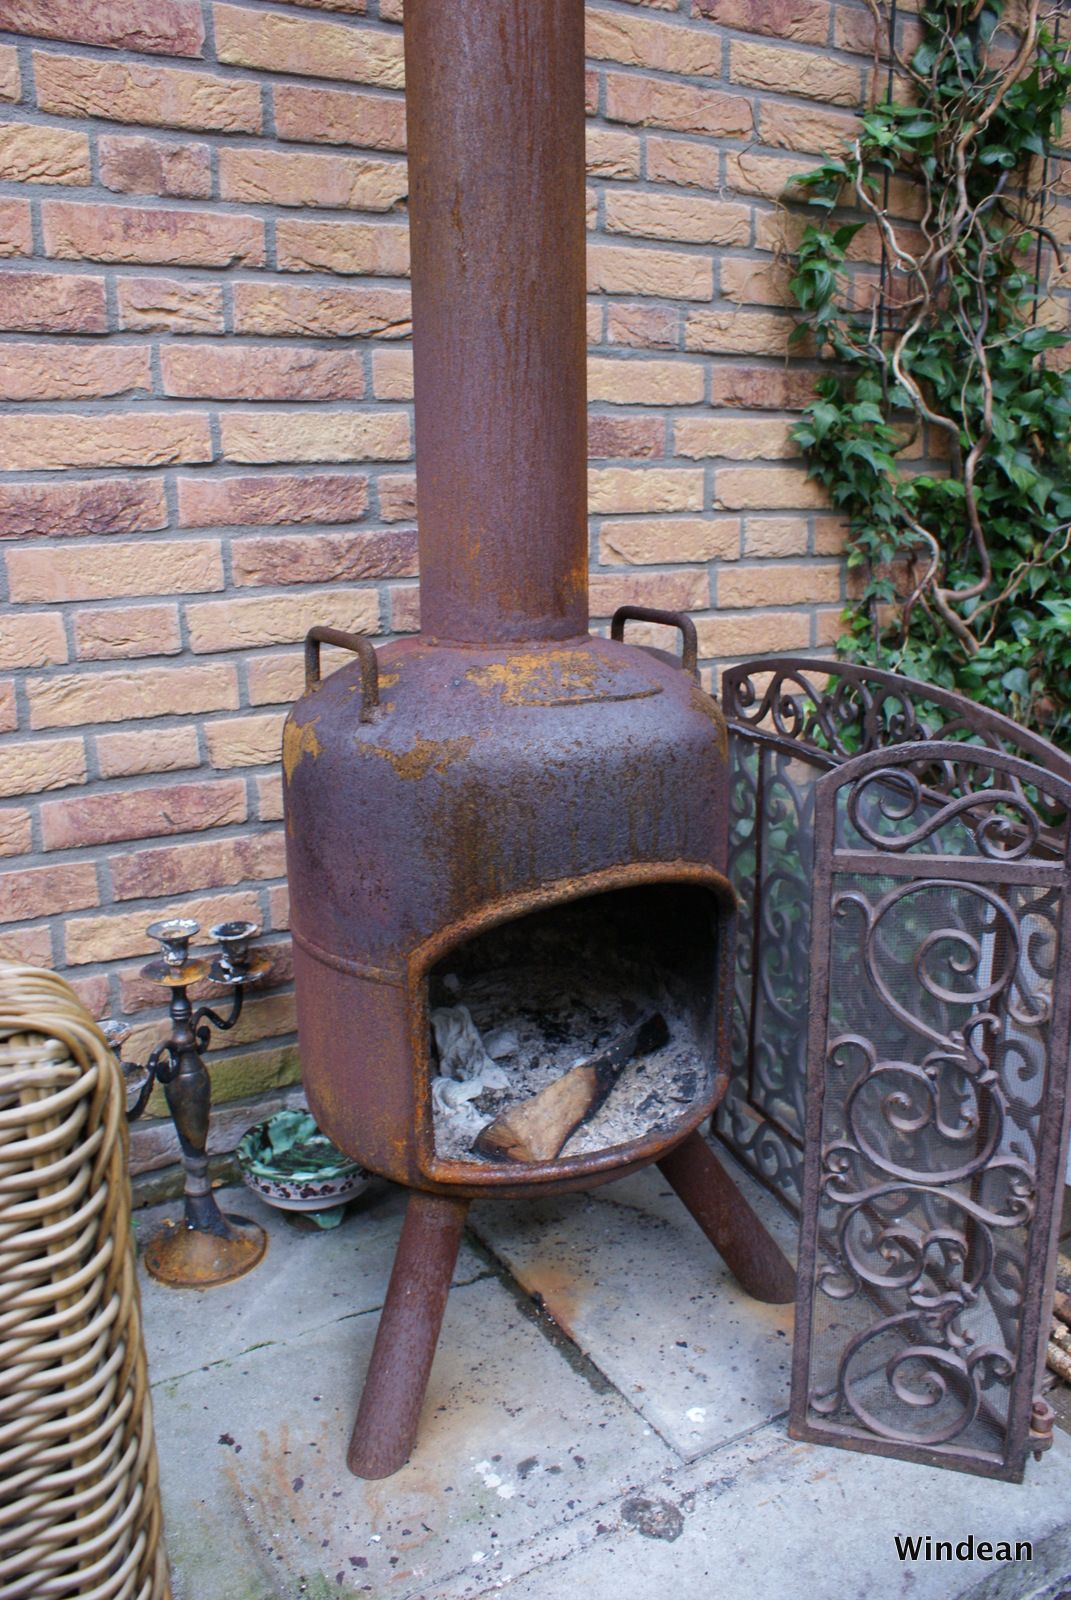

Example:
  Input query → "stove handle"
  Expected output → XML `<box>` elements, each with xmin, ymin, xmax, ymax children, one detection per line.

<box><xmin>610</xmin><ymin>606</ymin><xmax>698</xmax><ymax>679</ymax></box>
<box><xmin>304</xmin><ymin>626</ymin><xmax>380</xmax><ymax>722</ymax></box>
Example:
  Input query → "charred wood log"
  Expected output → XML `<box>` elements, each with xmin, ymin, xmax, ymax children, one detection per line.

<box><xmin>473</xmin><ymin>1011</ymin><xmax>668</xmax><ymax>1164</ymax></box>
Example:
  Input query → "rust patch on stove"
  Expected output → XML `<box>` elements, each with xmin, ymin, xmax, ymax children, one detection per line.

<box><xmin>365</xmin><ymin>734</ymin><xmax>476</xmax><ymax>781</ymax></box>
<box><xmin>465</xmin><ymin>651</ymin><xmax>661</xmax><ymax>708</ymax></box>
<box><xmin>282</xmin><ymin>717</ymin><xmax>322</xmax><ymax>783</ymax></box>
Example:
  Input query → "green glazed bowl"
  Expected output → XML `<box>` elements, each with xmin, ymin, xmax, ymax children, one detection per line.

<box><xmin>236</xmin><ymin>1110</ymin><xmax>369</xmax><ymax>1229</ymax></box>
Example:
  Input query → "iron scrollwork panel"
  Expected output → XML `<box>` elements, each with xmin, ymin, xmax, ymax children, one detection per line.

<box><xmin>790</xmin><ymin>742</ymin><xmax>1071</xmax><ymax>1480</ymax></box>
<box><xmin>716</xmin><ymin>657</ymin><xmax>1071</xmax><ymax>1219</ymax></box>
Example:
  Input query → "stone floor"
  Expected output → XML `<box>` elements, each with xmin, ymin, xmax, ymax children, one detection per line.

<box><xmin>139</xmin><ymin>1145</ymin><xmax>1071</xmax><ymax>1600</ymax></box>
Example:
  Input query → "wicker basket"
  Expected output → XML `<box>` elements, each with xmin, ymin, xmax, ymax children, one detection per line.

<box><xmin>0</xmin><ymin>964</ymin><xmax>170</xmax><ymax>1600</ymax></box>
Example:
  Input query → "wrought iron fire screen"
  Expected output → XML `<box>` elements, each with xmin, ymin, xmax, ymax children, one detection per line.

<box><xmin>716</xmin><ymin>658</ymin><xmax>1071</xmax><ymax>1217</ymax></box>
<box><xmin>788</xmin><ymin>739</ymin><xmax>1071</xmax><ymax>1479</ymax></box>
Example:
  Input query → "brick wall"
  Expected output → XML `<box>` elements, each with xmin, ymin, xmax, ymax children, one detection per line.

<box><xmin>0</xmin><ymin>0</ymin><xmax>891</xmax><ymax>1176</ymax></box>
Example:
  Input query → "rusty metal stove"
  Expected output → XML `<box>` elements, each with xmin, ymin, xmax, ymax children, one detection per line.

<box><xmin>283</xmin><ymin>0</ymin><xmax>794</xmax><ymax>1480</ymax></box>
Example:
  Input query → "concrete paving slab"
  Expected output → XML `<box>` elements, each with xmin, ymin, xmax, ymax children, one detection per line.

<box><xmin>437</xmin><ymin>1423</ymin><xmax>1071</xmax><ymax>1600</ymax></box>
<box><xmin>469</xmin><ymin>1159</ymin><xmax>795</xmax><ymax>1459</ymax></box>
<box><xmin>152</xmin><ymin>1271</ymin><xmax>675</xmax><ymax>1600</ymax></box>
<box><xmin>138</xmin><ymin>1183</ymin><xmax>486</xmax><ymax>1384</ymax></box>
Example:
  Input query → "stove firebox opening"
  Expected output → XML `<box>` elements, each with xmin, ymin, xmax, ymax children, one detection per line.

<box><xmin>426</xmin><ymin>883</ymin><xmax>723</xmax><ymax>1166</ymax></box>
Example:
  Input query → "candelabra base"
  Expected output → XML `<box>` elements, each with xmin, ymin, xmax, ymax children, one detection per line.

<box><xmin>142</xmin><ymin>1213</ymin><xmax>268</xmax><ymax>1288</ymax></box>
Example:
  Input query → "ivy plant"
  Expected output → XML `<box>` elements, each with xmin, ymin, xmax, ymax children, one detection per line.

<box><xmin>787</xmin><ymin>0</ymin><xmax>1071</xmax><ymax>748</ymax></box>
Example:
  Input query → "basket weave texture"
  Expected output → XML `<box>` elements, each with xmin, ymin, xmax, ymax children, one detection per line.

<box><xmin>0</xmin><ymin>963</ymin><xmax>170</xmax><ymax>1600</ymax></box>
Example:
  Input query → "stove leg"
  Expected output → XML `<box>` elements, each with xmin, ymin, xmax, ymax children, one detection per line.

<box><xmin>347</xmin><ymin>1189</ymin><xmax>470</xmax><ymax>1479</ymax></box>
<box><xmin>658</xmin><ymin>1130</ymin><xmax>795</xmax><ymax>1305</ymax></box>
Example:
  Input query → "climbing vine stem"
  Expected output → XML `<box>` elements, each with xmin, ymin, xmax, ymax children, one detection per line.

<box><xmin>788</xmin><ymin>0</ymin><xmax>1071</xmax><ymax>746</ymax></box>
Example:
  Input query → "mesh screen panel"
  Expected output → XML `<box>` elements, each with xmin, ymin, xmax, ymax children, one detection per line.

<box><xmin>791</xmin><ymin>742</ymin><xmax>1071</xmax><ymax>1480</ymax></box>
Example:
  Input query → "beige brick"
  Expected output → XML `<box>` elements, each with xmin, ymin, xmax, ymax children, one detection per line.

<box><xmin>0</xmin><ymin>736</ymin><xmax>86</xmax><ymax>799</ymax></box>
<box><xmin>161</xmin><ymin>344</ymin><xmax>366</xmax><ymax>400</ymax></box>
<box><xmin>99</xmin><ymin>133</ymin><xmax>211</xmax><ymax>199</ymax></box>
<box><xmin>177</xmin><ymin>471</ymin><xmax>368</xmax><ymax>529</ymax></box>
<box><xmin>714</xmin><ymin>466</ymin><xmax>830</xmax><ymax>510</ymax></box>
<box><xmin>757</xmin><ymin>98</ymin><xmax>859</xmax><ymax>154</ymax></box>
<box><xmin>205</xmin><ymin>711</ymin><xmax>286</xmax><ymax>769</ymax></box>
<box><xmin>0</xmin><ymin>412</ymin><xmax>212</xmax><ymax>473</ymax></box>
<box><xmin>232</xmin><ymin>281</ymin><xmax>410</xmax><ymax>339</ymax></box>
<box><xmin>586</xmin><ymin>10</ymin><xmax>720</xmax><ymax>75</ymax></box>
<box><xmin>645</xmin><ymin>135</ymin><xmax>721</xmax><ymax>193</ymax></box>
<box><xmin>376</xmin><ymin>473</ymin><xmax>415</xmax><ymax>521</ymax></box>
<box><xmin>693</xmin><ymin>0</ymin><xmax>829</xmax><ymax>43</ymax></box>
<box><xmin>0</xmin><ymin>341</ymin><xmax>150</xmax><ymax>402</ymax></box>
<box><xmin>815</xmin><ymin>605</ymin><xmax>845</xmax><ymax>645</ymax></box>
<box><xmin>219</xmin><ymin>147</ymin><xmax>407</xmax><ymax>213</ymax></box>
<box><xmin>684</xmin><ymin>308</ymin><xmax>798</xmax><ymax>356</ymax></box>
<box><xmin>588</xmin><ymin>243</ymin><xmax>712</xmax><ymax>301</ymax></box>
<box><xmin>0</xmin><ymin>613</ymin><xmax>68</xmax><ymax>670</ymax></box>
<box><xmin>0</xmin><ymin>809</ymin><xmax>31</xmax><ymax>859</ymax></box>
<box><xmin>3</xmin><ymin>1</ymin><xmax>204</xmax><ymax>56</ymax></box>
<box><xmin>270</xmin><ymin>0</ymin><xmax>366</xmax><ymax>11</ymax></box>
<box><xmin>718</xmin><ymin>561</ymin><xmax>841</xmax><ymax>608</ymax></box>
<box><xmin>586</xmin><ymin>127</ymin><xmax>642</xmax><ymax>180</ymax></box>
<box><xmin>0</xmin><ymin>198</ymin><xmax>31</xmax><ymax>256</ymax></box>
<box><xmin>186</xmin><ymin>588</ymin><xmax>379</xmax><ymax>653</ymax></box>
<box><xmin>214</xmin><ymin>5</ymin><xmax>404</xmax><ymax>87</ymax></box>
<box><xmin>0</xmin><ymin>45</ymin><xmax>20</xmax><ymax>101</ymax></box>
<box><xmin>273</xmin><ymin>83</ymin><xmax>405</xmax><ymax>151</ymax></box>
<box><xmin>220</xmin><ymin>411</ymin><xmax>410</xmax><ymax>465</ymax></box>
<box><xmin>814</xmin><ymin>515</ymin><xmax>851</xmax><ymax>555</ymax></box>
<box><xmin>35</xmin><ymin>52</ymin><xmax>261</xmax><ymax>133</ymax></box>
<box><xmin>232</xmin><ymin>528</ymin><xmax>416</xmax><ymax>587</ymax></box>
<box><xmin>719</xmin><ymin>255</ymin><xmax>794</xmax><ymax>307</ymax></box>
<box><xmin>7</xmin><ymin>539</ymin><xmax>222</xmax><ymax>602</ymax></box>
<box><xmin>0</xmin><ymin>925</ymin><xmax>52</xmax><ymax>965</ymax></box>
<box><xmin>695</xmin><ymin>610</ymin><xmax>811</xmax><ymax>657</ymax></box>
<box><xmin>43</xmin><ymin>200</ymin><xmax>264</xmax><ymax>268</ymax></box>
<box><xmin>710</xmin><ymin>364</ymin><xmax>820</xmax><ymax>411</ymax></box>
<box><xmin>599</xmin><ymin>516</ymin><xmax>740</xmax><ymax>564</ymax></box>
<box><xmin>246</xmin><ymin>654</ymin><xmax>304</xmax><ymax>708</ymax></box>
<box><xmin>724</xmin><ymin>149</ymin><xmax>820</xmax><ymax>204</ymax></box>
<box><xmin>606</xmin><ymin>302</ymin><xmax>679</xmax><ymax>349</ymax></box>
<box><xmin>65</xmin><ymin>890</ymin><xmax>261</xmax><ymax>965</ymax></box>
<box><xmin>1</xmin><ymin>861</ymin><xmax>98</xmax><ymax>923</ymax></box>
<box><xmin>117</xmin><ymin>276</ymin><xmax>224</xmax><ymax>333</ymax></box>
<box><xmin>587</xmin><ymin>355</ymin><xmax>704</xmax><ymax>405</ymax></box>
<box><xmin>0</xmin><ymin>477</ymin><xmax>168</xmax><ymax>540</ymax></box>
<box><xmin>605</xmin><ymin>190</ymin><xmax>750</xmax><ymax>247</ymax></box>
<box><xmin>744</xmin><ymin>517</ymin><xmax>810</xmax><ymax>557</ymax></box>
<box><xmin>674</xmin><ymin>416</ymin><xmax>799</xmax><ymax>459</ymax></box>
<box><xmin>0</xmin><ymin>122</ymin><xmax>89</xmax><ymax>185</ymax></box>
<box><xmin>96</xmin><ymin>725</ymin><xmax>201</xmax><ymax>779</ymax></box>
<box><xmin>730</xmin><ymin>40</ymin><xmax>861</xmax><ymax>104</ymax></box>
<box><xmin>589</xmin><ymin>467</ymin><xmax>704</xmax><ymax>514</ymax></box>
<box><xmin>110</xmin><ymin>831</ymin><xmax>285</xmax><ymax>902</ymax></box>
<box><xmin>372</xmin><ymin>348</ymin><xmax>413</xmax><ymax>399</ymax></box>
<box><xmin>74</xmin><ymin>604</ymin><xmax>182</xmax><ymax>661</ymax></box>
<box><xmin>28</xmin><ymin>663</ymin><xmax>238</xmax><ymax>730</ymax></box>
<box><xmin>605</xmin><ymin>73</ymin><xmax>752</xmax><ymax>137</ymax></box>
<box><xmin>388</xmin><ymin>584</ymin><xmax>419</xmax><ymax>633</ymax></box>
<box><xmin>275</xmin><ymin>218</ymin><xmax>409</xmax><ymax>277</ymax></box>
<box><xmin>257</xmin><ymin>774</ymin><xmax>284</xmax><ymax>822</ymax></box>
<box><xmin>42</xmin><ymin>778</ymin><xmax>246</xmax><ymax>853</ymax></box>
<box><xmin>0</xmin><ymin>680</ymin><xmax>15</xmax><ymax>733</ymax></box>
<box><xmin>0</xmin><ymin>271</ymin><xmax>106</xmax><ymax>334</ymax></box>
<box><xmin>590</xmin><ymin>569</ymin><xmax>709</xmax><ymax>616</ymax></box>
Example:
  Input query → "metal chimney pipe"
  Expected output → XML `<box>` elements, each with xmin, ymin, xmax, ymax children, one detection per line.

<box><xmin>403</xmin><ymin>0</ymin><xmax>589</xmax><ymax>646</ymax></box>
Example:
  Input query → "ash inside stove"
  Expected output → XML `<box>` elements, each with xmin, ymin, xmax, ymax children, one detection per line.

<box><xmin>427</xmin><ymin>882</ymin><xmax>722</xmax><ymax>1164</ymax></box>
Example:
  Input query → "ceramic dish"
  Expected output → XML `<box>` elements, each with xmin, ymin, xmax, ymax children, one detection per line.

<box><xmin>236</xmin><ymin>1110</ymin><xmax>369</xmax><ymax>1228</ymax></box>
